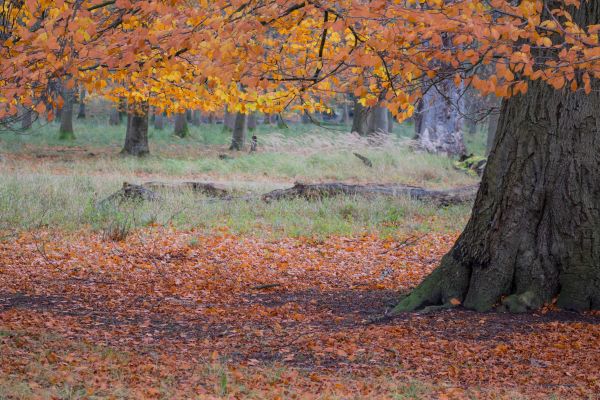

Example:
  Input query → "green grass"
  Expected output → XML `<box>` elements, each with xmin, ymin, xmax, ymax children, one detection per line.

<box><xmin>0</xmin><ymin>118</ymin><xmax>484</xmax><ymax>238</ymax></box>
<box><xmin>0</xmin><ymin>173</ymin><xmax>470</xmax><ymax>238</ymax></box>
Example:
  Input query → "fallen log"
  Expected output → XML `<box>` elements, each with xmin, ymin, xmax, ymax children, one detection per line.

<box><xmin>261</xmin><ymin>182</ymin><xmax>478</xmax><ymax>206</ymax></box>
<box><xmin>142</xmin><ymin>181</ymin><xmax>230</xmax><ymax>198</ymax></box>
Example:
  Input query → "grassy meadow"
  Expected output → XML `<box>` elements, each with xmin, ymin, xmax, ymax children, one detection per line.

<box><xmin>0</xmin><ymin>117</ymin><xmax>483</xmax><ymax>239</ymax></box>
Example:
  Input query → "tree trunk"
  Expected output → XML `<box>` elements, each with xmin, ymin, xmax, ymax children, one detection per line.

<box><xmin>394</xmin><ymin>75</ymin><xmax>600</xmax><ymax>313</ymax></box>
<box><xmin>58</xmin><ymin>89</ymin><xmax>75</xmax><ymax>140</ymax></box>
<box><xmin>367</xmin><ymin>105</ymin><xmax>389</xmax><ymax>135</ymax></box>
<box><xmin>387</xmin><ymin>111</ymin><xmax>394</xmax><ymax>134</ymax></box>
<box><xmin>153</xmin><ymin>111</ymin><xmax>165</xmax><ymax>130</ymax></box>
<box><xmin>192</xmin><ymin>110</ymin><xmax>201</xmax><ymax>126</ymax></box>
<box><xmin>229</xmin><ymin>113</ymin><xmax>247</xmax><ymax>150</ymax></box>
<box><xmin>122</xmin><ymin>103</ymin><xmax>150</xmax><ymax>156</ymax></box>
<box><xmin>208</xmin><ymin>112</ymin><xmax>215</xmax><ymax>124</ymax></box>
<box><xmin>21</xmin><ymin>107</ymin><xmax>33</xmax><ymax>130</ymax></box>
<box><xmin>174</xmin><ymin>112</ymin><xmax>189</xmax><ymax>137</ymax></box>
<box><xmin>223</xmin><ymin>107</ymin><xmax>236</xmax><ymax>131</ymax></box>
<box><xmin>302</xmin><ymin>111</ymin><xmax>311</xmax><ymax>124</ymax></box>
<box><xmin>248</xmin><ymin>112</ymin><xmax>257</xmax><ymax>131</ymax></box>
<box><xmin>415</xmin><ymin>80</ymin><xmax>466</xmax><ymax>156</ymax></box>
<box><xmin>351</xmin><ymin>100</ymin><xmax>369</xmax><ymax>136</ymax></box>
<box><xmin>76</xmin><ymin>88</ymin><xmax>86</xmax><ymax>119</ymax></box>
<box><xmin>109</xmin><ymin>105</ymin><xmax>121</xmax><ymax>126</ymax></box>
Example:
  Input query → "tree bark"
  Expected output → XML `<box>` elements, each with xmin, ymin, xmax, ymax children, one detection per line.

<box><xmin>351</xmin><ymin>100</ymin><xmax>369</xmax><ymax>136</ymax></box>
<box><xmin>248</xmin><ymin>112</ymin><xmax>257</xmax><ymax>131</ymax></box>
<box><xmin>395</xmin><ymin>77</ymin><xmax>600</xmax><ymax>313</ymax></box>
<box><xmin>20</xmin><ymin>107</ymin><xmax>33</xmax><ymax>130</ymax></box>
<box><xmin>59</xmin><ymin>89</ymin><xmax>75</xmax><ymax>140</ymax></box>
<box><xmin>415</xmin><ymin>80</ymin><xmax>466</xmax><ymax>156</ymax></box>
<box><xmin>229</xmin><ymin>112</ymin><xmax>247</xmax><ymax>150</ymax></box>
<box><xmin>174</xmin><ymin>112</ymin><xmax>189</xmax><ymax>137</ymax></box>
<box><xmin>154</xmin><ymin>111</ymin><xmax>165</xmax><ymax>130</ymax></box>
<box><xmin>367</xmin><ymin>105</ymin><xmax>389</xmax><ymax>135</ymax></box>
<box><xmin>192</xmin><ymin>110</ymin><xmax>201</xmax><ymax>126</ymax></box>
<box><xmin>122</xmin><ymin>103</ymin><xmax>150</xmax><ymax>156</ymax></box>
<box><xmin>76</xmin><ymin>88</ymin><xmax>86</xmax><ymax>119</ymax></box>
<box><xmin>223</xmin><ymin>107</ymin><xmax>236</xmax><ymax>131</ymax></box>
<box><xmin>302</xmin><ymin>111</ymin><xmax>311</xmax><ymax>124</ymax></box>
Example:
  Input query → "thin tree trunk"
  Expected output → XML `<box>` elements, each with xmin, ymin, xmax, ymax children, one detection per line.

<box><xmin>387</xmin><ymin>111</ymin><xmax>394</xmax><ymax>134</ymax></box>
<box><xmin>174</xmin><ymin>112</ymin><xmax>189</xmax><ymax>137</ymax></box>
<box><xmin>122</xmin><ymin>103</ymin><xmax>150</xmax><ymax>156</ymax></box>
<box><xmin>21</xmin><ymin>107</ymin><xmax>33</xmax><ymax>130</ymax></box>
<box><xmin>208</xmin><ymin>112</ymin><xmax>215</xmax><ymax>124</ymax></box>
<box><xmin>76</xmin><ymin>88</ymin><xmax>86</xmax><ymax>119</ymax></box>
<box><xmin>394</xmin><ymin>61</ymin><xmax>600</xmax><ymax>312</ymax></box>
<box><xmin>223</xmin><ymin>107</ymin><xmax>236</xmax><ymax>131</ymax></box>
<box><xmin>351</xmin><ymin>100</ymin><xmax>369</xmax><ymax>136</ymax></box>
<box><xmin>192</xmin><ymin>110</ymin><xmax>201</xmax><ymax>126</ymax></box>
<box><xmin>302</xmin><ymin>111</ymin><xmax>311</xmax><ymax>124</ymax></box>
<box><xmin>59</xmin><ymin>89</ymin><xmax>75</xmax><ymax>140</ymax></box>
<box><xmin>229</xmin><ymin>112</ymin><xmax>247</xmax><ymax>150</ymax></box>
<box><xmin>248</xmin><ymin>112</ymin><xmax>257</xmax><ymax>131</ymax></box>
<box><xmin>415</xmin><ymin>79</ymin><xmax>466</xmax><ymax>156</ymax></box>
<box><xmin>154</xmin><ymin>111</ymin><xmax>165</xmax><ymax>130</ymax></box>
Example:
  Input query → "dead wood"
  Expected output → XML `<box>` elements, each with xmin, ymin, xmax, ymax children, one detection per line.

<box><xmin>261</xmin><ymin>182</ymin><xmax>477</xmax><ymax>206</ymax></box>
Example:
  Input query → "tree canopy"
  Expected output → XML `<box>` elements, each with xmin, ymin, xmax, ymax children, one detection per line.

<box><xmin>1</xmin><ymin>0</ymin><xmax>599</xmax><ymax>121</ymax></box>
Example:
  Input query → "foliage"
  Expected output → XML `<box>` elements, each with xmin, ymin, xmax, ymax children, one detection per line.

<box><xmin>0</xmin><ymin>229</ymin><xmax>598</xmax><ymax>398</ymax></box>
<box><xmin>1</xmin><ymin>0</ymin><xmax>599</xmax><ymax>122</ymax></box>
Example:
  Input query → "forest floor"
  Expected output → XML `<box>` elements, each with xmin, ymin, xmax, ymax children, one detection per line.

<box><xmin>1</xmin><ymin>122</ymin><xmax>599</xmax><ymax>399</ymax></box>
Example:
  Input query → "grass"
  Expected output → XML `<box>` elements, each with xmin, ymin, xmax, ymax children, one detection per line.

<box><xmin>0</xmin><ymin>173</ymin><xmax>470</xmax><ymax>238</ymax></box>
<box><xmin>0</xmin><ymin>119</ymin><xmax>485</xmax><ymax>238</ymax></box>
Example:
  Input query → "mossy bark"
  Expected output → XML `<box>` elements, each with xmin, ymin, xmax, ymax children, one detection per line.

<box><xmin>395</xmin><ymin>75</ymin><xmax>600</xmax><ymax>313</ymax></box>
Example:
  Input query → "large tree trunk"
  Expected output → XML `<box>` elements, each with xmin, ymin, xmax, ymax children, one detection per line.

<box><xmin>394</xmin><ymin>74</ymin><xmax>600</xmax><ymax>313</ymax></box>
<box><xmin>351</xmin><ymin>100</ymin><xmax>369</xmax><ymax>136</ymax></box>
<box><xmin>58</xmin><ymin>89</ymin><xmax>75</xmax><ymax>140</ymax></box>
<box><xmin>122</xmin><ymin>103</ymin><xmax>150</xmax><ymax>156</ymax></box>
<box><xmin>229</xmin><ymin>112</ymin><xmax>247</xmax><ymax>150</ymax></box>
<box><xmin>174</xmin><ymin>112</ymin><xmax>189</xmax><ymax>137</ymax></box>
<box><xmin>415</xmin><ymin>80</ymin><xmax>466</xmax><ymax>156</ymax></box>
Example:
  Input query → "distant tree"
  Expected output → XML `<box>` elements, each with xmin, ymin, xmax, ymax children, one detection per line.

<box><xmin>229</xmin><ymin>112</ymin><xmax>247</xmax><ymax>150</ymax></box>
<box><xmin>174</xmin><ymin>112</ymin><xmax>189</xmax><ymax>137</ymax></box>
<box><xmin>76</xmin><ymin>87</ymin><xmax>86</xmax><ymax>119</ymax></box>
<box><xmin>122</xmin><ymin>103</ymin><xmax>150</xmax><ymax>156</ymax></box>
<box><xmin>58</xmin><ymin>88</ymin><xmax>75</xmax><ymax>140</ymax></box>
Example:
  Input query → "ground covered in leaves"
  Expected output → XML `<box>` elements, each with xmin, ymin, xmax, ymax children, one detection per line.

<box><xmin>1</xmin><ymin>229</ymin><xmax>599</xmax><ymax>399</ymax></box>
